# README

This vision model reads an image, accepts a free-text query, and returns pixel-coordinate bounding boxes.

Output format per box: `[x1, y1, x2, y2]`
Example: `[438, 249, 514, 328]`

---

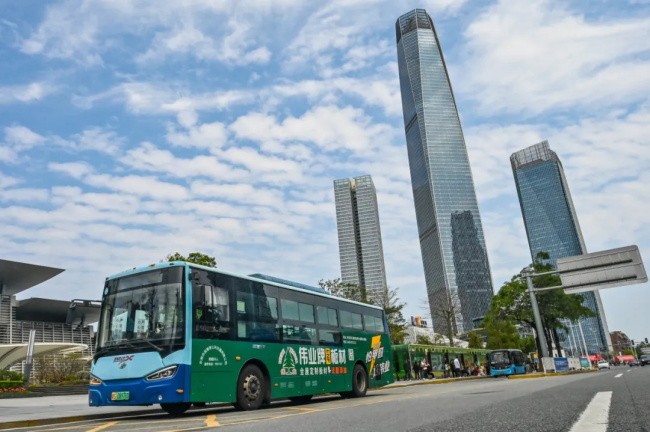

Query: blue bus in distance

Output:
[487, 349, 526, 376]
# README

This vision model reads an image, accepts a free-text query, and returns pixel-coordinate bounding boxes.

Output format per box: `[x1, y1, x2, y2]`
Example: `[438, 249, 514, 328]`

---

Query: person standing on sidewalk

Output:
[403, 358, 411, 380]
[420, 358, 429, 380]
[453, 357, 462, 378]
[413, 360, 420, 380]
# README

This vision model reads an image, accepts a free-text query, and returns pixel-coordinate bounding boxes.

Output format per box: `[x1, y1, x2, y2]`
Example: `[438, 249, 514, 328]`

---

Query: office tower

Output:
[511, 140, 612, 354]
[395, 9, 494, 334]
[333, 175, 388, 298]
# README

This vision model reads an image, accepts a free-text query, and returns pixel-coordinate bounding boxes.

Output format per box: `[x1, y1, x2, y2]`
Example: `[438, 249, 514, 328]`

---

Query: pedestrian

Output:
[420, 358, 429, 380]
[403, 358, 411, 380]
[413, 361, 420, 380]
[453, 357, 461, 378]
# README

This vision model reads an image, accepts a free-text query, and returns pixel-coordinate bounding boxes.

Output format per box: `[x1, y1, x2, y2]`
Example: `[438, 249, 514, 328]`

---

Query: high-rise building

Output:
[333, 175, 388, 298]
[510, 140, 612, 354]
[395, 9, 494, 334]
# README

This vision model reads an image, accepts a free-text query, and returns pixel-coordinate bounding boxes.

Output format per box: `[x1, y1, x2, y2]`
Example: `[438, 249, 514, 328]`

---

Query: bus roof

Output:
[106, 261, 384, 311]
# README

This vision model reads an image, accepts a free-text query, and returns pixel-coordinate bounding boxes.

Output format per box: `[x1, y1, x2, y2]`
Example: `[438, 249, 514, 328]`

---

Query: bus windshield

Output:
[96, 266, 185, 356]
[489, 351, 510, 365]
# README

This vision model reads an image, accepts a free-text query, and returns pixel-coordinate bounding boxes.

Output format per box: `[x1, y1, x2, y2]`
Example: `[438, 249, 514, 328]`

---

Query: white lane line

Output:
[569, 391, 612, 432]
[614, 373, 623, 378]
[627, 369, 632, 372]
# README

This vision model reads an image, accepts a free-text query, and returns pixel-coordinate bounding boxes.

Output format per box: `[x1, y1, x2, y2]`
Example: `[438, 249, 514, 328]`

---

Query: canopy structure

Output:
[16, 298, 101, 326]
[0, 343, 88, 370]
[585, 355, 603, 361]
[615, 355, 636, 362]
[0, 259, 64, 297]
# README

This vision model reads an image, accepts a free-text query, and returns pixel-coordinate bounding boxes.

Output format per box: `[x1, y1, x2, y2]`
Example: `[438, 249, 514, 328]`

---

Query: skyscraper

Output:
[510, 140, 612, 354]
[333, 175, 387, 298]
[396, 9, 494, 334]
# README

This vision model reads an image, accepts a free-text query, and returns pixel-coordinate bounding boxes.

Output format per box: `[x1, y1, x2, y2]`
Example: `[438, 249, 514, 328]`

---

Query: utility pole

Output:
[525, 270, 549, 361]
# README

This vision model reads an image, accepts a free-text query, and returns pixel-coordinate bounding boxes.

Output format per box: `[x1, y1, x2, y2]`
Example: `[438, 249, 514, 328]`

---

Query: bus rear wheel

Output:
[234, 364, 266, 411]
[341, 364, 368, 398]
[289, 395, 313, 405]
[160, 402, 191, 416]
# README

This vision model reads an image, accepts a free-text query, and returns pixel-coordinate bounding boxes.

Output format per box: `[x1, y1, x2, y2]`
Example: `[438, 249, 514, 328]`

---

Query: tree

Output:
[429, 291, 460, 347]
[468, 330, 483, 349]
[485, 252, 596, 356]
[373, 286, 408, 345]
[166, 252, 217, 268]
[416, 334, 433, 345]
[485, 319, 522, 350]
[319, 279, 370, 304]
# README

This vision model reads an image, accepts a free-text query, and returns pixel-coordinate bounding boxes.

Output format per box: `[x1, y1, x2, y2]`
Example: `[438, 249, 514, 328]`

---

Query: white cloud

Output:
[0, 82, 57, 104]
[5, 125, 45, 147]
[49, 161, 95, 179]
[456, 0, 650, 116]
[166, 121, 228, 150]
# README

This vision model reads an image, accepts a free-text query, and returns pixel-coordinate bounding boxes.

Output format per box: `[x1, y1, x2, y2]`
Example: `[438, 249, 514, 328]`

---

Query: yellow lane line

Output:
[282, 406, 322, 412]
[205, 414, 221, 427]
[85, 421, 119, 432]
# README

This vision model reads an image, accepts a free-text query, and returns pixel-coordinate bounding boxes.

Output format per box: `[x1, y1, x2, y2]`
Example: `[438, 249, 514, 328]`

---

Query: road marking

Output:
[569, 391, 612, 432]
[615, 373, 623, 378]
[627, 369, 632, 372]
[283, 406, 322, 412]
[205, 414, 220, 427]
[85, 421, 119, 432]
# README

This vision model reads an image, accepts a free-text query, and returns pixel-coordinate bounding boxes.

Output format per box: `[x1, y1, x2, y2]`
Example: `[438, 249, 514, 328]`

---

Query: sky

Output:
[1, 0, 649, 343]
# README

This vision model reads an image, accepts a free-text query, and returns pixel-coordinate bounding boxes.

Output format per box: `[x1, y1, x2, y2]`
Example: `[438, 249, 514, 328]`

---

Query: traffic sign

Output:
[557, 245, 647, 294]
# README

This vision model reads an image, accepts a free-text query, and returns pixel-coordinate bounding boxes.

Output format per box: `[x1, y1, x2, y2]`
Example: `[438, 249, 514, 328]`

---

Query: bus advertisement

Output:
[88, 262, 394, 415]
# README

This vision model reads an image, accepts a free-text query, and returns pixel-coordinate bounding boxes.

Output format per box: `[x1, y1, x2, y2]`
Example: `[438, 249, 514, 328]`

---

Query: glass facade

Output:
[511, 140, 612, 355]
[334, 175, 388, 299]
[396, 9, 493, 334]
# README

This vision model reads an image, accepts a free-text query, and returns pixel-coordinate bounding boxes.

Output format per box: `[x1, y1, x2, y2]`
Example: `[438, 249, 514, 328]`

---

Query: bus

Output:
[487, 349, 527, 376]
[88, 262, 394, 415]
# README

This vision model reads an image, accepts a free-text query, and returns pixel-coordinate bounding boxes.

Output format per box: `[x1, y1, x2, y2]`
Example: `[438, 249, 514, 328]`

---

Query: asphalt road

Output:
[14, 367, 650, 432]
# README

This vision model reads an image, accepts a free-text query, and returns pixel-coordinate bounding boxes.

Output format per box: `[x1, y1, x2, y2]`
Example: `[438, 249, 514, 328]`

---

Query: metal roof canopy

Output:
[16, 298, 101, 325]
[0, 259, 64, 297]
[557, 245, 647, 294]
[0, 343, 87, 370]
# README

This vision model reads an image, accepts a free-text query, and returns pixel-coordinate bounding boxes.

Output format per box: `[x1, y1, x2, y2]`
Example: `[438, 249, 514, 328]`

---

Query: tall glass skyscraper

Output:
[333, 175, 388, 298]
[511, 140, 612, 354]
[395, 9, 493, 334]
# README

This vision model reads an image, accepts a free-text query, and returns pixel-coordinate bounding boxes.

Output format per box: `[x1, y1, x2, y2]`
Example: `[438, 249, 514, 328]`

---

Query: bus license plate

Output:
[111, 391, 130, 401]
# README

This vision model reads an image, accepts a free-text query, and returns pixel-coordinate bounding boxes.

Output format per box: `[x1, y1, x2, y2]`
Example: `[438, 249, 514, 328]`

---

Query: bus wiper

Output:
[132, 339, 163, 352]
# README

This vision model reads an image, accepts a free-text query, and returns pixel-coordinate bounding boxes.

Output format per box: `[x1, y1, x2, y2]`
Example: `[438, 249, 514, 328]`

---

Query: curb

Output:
[508, 369, 597, 379]
[372, 375, 491, 390]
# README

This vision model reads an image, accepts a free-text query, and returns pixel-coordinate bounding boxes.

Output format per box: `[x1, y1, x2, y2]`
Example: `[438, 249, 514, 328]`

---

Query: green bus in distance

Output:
[89, 262, 394, 415]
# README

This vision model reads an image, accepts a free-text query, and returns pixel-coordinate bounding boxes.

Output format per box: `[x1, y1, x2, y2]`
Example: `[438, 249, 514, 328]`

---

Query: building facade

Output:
[510, 140, 612, 355]
[395, 9, 494, 334]
[0, 259, 98, 374]
[333, 175, 388, 298]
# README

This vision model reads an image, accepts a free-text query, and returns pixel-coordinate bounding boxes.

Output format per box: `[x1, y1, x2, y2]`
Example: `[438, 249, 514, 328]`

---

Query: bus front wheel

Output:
[160, 402, 191, 416]
[234, 364, 266, 411]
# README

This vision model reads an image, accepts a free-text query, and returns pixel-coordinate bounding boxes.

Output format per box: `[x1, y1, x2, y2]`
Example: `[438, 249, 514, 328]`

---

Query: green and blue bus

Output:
[89, 262, 394, 415]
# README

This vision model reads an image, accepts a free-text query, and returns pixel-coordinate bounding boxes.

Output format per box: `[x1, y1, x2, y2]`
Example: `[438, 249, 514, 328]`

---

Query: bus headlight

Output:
[90, 375, 102, 385]
[145, 365, 178, 381]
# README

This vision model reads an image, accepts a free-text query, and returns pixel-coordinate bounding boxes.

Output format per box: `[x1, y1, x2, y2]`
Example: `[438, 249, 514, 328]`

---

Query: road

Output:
[12, 367, 650, 432]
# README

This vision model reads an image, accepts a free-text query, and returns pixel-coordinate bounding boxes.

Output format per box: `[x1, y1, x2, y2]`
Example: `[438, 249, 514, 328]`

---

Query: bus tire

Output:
[349, 363, 368, 398]
[289, 395, 313, 405]
[234, 364, 266, 411]
[160, 402, 191, 416]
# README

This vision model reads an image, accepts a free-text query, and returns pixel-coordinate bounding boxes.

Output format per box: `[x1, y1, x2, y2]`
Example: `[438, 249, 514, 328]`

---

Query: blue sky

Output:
[1, 0, 650, 344]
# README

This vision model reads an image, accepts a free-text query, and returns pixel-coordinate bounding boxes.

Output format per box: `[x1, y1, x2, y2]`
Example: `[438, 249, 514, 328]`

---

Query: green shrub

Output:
[0, 371, 24, 382]
[0, 381, 24, 390]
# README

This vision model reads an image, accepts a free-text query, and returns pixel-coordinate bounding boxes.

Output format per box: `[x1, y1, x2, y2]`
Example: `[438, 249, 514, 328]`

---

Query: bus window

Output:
[235, 280, 280, 342]
[282, 324, 317, 345]
[317, 306, 338, 327]
[364, 315, 384, 333]
[340, 310, 363, 329]
[193, 283, 232, 340]
[318, 329, 342, 346]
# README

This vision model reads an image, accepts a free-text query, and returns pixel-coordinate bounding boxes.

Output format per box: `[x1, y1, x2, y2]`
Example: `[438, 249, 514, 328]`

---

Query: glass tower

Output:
[334, 175, 388, 298]
[511, 140, 612, 355]
[396, 9, 494, 334]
